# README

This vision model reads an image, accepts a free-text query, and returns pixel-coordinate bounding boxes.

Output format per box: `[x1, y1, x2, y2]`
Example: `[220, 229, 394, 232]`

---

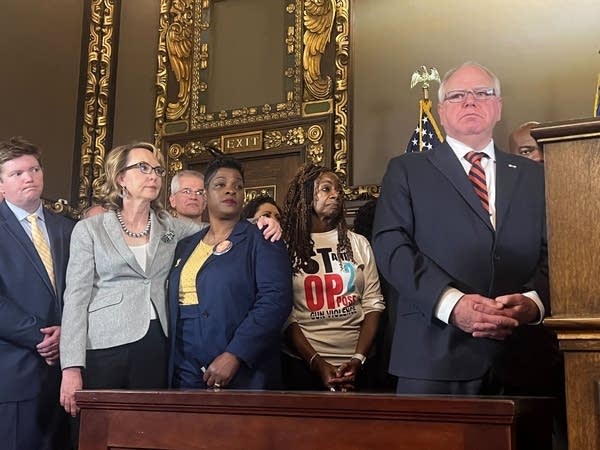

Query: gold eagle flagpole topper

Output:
[405, 65, 445, 152]
[410, 65, 441, 100]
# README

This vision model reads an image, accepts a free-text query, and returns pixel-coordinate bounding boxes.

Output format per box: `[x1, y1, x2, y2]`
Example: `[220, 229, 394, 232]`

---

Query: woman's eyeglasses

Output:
[122, 162, 166, 177]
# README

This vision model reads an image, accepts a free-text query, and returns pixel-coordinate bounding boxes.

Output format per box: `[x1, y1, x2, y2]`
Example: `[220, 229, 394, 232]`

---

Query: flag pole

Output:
[406, 66, 444, 153]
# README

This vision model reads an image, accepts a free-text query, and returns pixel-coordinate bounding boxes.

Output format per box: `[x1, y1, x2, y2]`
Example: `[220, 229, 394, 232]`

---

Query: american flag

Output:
[406, 98, 444, 153]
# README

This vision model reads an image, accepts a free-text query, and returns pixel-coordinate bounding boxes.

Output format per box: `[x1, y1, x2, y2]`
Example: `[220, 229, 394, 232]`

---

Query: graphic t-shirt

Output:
[286, 229, 384, 365]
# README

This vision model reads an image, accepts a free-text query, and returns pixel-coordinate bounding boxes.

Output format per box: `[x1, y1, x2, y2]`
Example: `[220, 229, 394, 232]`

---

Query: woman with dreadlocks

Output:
[281, 164, 384, 391]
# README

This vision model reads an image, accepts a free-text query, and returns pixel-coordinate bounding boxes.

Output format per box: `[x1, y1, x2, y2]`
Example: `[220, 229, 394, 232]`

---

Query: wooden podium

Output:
[533, 117, 600, 450]
[75, 390, 551, 450]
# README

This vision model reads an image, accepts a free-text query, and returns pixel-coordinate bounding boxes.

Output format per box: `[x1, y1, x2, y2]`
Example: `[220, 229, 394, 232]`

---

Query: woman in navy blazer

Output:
[167, 157, 292, 390]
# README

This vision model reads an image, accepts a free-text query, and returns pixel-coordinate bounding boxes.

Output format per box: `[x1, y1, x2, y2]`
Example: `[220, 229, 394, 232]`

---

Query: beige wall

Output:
[353, 0, 600, 186]
[0, 0, 83, 200]
[112, 0, 161, 146]
[3, 0, 600, 200]
[0, 1, 160, 202]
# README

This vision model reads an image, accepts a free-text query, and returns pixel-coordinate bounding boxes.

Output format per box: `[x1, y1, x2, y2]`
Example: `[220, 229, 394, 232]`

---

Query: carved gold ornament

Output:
[303, 0, 336, 100]
[332, 0, 350, 184]
[165, 0, 193, 120]
[156, 0, 356, 194]
[78, 0, 116, 210]
[244, 185, 277, 204]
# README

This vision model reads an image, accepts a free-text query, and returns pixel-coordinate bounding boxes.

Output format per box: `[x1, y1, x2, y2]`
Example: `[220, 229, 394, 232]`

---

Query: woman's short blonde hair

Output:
[99, 142, 166, 213]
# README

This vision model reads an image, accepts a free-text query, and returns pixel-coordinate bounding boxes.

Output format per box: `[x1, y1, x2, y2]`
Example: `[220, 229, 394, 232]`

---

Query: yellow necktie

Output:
[27, 214, 56, 291]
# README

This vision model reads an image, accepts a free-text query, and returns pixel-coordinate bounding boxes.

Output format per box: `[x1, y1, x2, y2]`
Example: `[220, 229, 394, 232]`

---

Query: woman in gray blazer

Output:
[59, 142, 199, 416]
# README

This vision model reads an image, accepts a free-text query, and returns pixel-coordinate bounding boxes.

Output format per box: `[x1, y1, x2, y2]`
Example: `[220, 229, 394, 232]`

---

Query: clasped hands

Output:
[312, 356, 361, 392]
[450, 293, 539, 340]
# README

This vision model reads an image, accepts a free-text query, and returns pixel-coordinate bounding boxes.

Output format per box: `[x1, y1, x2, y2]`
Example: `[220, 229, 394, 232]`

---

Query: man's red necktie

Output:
[465, 151, 489, 212]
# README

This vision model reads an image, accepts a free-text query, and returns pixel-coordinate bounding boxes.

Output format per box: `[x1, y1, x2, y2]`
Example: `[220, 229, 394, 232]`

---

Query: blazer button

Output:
[201, 311, 209, 318]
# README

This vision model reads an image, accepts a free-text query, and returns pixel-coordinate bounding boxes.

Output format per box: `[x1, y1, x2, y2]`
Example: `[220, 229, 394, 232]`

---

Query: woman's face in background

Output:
[312, 171, 342, 222]
[253, 202, 281, 222]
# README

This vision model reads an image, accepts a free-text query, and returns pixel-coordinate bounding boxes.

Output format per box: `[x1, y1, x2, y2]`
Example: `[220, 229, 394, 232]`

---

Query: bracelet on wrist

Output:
[308, 352, 319, 368]
[351, 353, 366, 366]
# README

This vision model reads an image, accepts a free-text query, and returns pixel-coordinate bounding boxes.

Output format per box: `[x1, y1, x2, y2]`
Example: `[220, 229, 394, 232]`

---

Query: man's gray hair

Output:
[438, 61, 501, 103]
[170, 169, 204, 194]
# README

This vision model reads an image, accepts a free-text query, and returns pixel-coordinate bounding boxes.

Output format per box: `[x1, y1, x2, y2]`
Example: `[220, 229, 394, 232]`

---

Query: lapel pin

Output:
[174, 258, 181, 267]
[508, 163, 517, 168]
[161, 231, 175, 242]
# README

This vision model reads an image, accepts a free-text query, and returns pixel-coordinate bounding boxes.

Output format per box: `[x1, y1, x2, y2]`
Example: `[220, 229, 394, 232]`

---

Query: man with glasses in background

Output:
[169, 169, 206, 224]
[373, 62, 559, 403]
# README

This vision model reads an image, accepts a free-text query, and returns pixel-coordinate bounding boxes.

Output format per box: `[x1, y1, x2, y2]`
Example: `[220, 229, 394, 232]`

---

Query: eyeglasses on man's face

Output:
[444, 88, 496, 103]
[122, 161, 166, 177]
[175, 188, 205, 197]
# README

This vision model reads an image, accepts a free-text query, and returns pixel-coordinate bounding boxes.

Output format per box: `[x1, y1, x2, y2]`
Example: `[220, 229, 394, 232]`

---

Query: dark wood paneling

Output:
[563, 349, 600, 450]
[76, 390, 552, 450]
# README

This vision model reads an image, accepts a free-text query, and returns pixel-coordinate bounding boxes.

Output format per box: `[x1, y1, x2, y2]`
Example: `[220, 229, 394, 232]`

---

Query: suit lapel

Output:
[145, 210, 163, 274]
[428, 143, 494, 231]
[0, 202, 56, 295]
[495, 150, 521, 234]
[103, 211, 146, 276]
[170, 228, 207, 295]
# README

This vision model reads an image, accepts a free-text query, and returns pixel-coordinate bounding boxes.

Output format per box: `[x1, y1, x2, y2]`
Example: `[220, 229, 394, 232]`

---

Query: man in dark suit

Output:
[372, 62, 557, 396]
[0, 137, 74, 449]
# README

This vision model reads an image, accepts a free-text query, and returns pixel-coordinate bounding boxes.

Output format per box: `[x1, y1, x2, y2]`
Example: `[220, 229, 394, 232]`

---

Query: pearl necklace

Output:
[116, 210, 151, 238]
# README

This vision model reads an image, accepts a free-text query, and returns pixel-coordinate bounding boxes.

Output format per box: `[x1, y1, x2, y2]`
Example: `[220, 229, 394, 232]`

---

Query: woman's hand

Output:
[311, 356, 343, 391]
[331, 358, 362, 391]
[60, 367, 83, 417]
[256, 216, 282, 242]
[203, 352, 241, 388]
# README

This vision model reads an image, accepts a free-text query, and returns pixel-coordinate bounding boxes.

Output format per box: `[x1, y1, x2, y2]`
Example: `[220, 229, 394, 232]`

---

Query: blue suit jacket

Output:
[0, 201, 74, 402]
[167, 220, 292, 389]
[373, 142, 556, 384]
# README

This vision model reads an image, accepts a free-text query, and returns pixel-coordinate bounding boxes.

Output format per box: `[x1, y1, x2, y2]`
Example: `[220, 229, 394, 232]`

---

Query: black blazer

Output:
[372, 142, 555, 384]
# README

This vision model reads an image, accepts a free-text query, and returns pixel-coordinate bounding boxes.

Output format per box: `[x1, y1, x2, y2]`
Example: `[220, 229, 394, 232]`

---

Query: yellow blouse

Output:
[178, 240, 212, 305]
